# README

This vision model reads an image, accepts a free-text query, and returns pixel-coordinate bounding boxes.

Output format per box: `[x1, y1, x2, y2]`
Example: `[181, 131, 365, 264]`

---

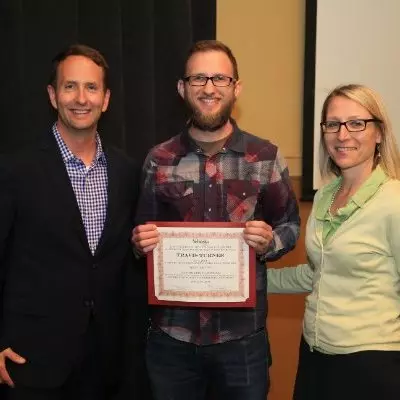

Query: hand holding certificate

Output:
[147, 222, 256, 307]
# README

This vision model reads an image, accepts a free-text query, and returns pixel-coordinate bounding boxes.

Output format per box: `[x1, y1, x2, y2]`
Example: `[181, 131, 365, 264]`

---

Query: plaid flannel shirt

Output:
[136, 120, 300, 345]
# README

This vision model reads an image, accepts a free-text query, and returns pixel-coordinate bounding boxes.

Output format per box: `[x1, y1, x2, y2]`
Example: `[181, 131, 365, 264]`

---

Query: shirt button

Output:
[208, 208, 212, 212]
[84, 299, 94, 308]
[209, 184, 212, 188]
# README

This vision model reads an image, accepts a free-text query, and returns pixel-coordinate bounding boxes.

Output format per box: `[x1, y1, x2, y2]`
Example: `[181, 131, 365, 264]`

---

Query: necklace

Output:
[328, 183, 342, 216]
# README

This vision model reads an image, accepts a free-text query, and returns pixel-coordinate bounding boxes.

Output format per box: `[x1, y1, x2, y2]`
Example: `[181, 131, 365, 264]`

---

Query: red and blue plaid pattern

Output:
[136, 120, 300, 344]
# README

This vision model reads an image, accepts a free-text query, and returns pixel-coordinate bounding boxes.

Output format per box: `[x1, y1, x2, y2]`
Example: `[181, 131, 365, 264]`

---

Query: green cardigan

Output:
[268, 166, 400, 354]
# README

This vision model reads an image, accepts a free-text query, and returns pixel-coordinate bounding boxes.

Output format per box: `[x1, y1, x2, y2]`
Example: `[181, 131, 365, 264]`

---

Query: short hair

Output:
[319, 83, 400, 180]
[49, 44, 109, 90]
[183, 40, 239, 80]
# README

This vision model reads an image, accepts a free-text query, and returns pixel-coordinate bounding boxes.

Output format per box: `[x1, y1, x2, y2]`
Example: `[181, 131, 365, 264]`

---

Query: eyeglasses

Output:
[320, 118, 382, 134]
[183, 75, 236, 87]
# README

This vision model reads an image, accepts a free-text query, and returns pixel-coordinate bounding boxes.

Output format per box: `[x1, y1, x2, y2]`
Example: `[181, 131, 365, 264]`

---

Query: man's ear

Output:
[47, 85, 58, 110]
[177, 79, 185, 99]
[234, 79, 242, 98]
[102, 89, 111, 112]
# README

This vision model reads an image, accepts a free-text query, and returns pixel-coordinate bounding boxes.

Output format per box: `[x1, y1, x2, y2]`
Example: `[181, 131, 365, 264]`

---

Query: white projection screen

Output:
[301, 0, 400, 200]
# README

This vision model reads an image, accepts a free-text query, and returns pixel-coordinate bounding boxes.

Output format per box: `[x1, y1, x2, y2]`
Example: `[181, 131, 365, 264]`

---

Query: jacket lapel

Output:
[39, 133, 90, 254]
[95, 148, 121, 255]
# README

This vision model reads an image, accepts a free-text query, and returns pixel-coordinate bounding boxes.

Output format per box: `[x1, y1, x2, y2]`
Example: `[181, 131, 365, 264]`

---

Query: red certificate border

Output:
[146, 222, 256, 308]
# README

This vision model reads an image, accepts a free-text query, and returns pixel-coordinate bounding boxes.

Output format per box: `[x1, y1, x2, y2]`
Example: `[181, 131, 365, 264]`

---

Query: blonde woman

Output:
[268, 84, 400, 400]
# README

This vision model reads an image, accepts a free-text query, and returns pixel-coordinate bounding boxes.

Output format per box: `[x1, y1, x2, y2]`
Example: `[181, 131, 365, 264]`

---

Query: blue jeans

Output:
[146, 327, 269, 400]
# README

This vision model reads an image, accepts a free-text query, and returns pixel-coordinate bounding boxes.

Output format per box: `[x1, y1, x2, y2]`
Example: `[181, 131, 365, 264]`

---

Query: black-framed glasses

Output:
[320, 118, 382, 134]
[183, 74, 236, 87]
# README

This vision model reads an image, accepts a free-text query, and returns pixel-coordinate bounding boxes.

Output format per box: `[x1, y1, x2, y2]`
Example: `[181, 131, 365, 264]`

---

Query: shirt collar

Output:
[52, 122, 105, 164]
[351, 165, 388, 207]
[315, 165, 388, 220]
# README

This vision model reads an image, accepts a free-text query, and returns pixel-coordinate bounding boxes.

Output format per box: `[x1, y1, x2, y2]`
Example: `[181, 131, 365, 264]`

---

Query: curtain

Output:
[0, 0, 216, 165]
[0, 1, 216, 398]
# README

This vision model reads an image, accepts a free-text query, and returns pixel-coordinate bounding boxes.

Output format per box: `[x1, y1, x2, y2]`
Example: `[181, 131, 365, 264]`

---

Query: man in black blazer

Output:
[0, 44, 148, 399]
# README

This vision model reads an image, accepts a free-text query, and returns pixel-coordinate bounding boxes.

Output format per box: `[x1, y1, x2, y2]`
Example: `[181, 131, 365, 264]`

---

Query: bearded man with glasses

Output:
[132, 39, 300, 400]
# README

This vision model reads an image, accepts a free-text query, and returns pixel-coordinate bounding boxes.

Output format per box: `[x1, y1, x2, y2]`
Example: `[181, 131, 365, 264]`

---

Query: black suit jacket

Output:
[0, 131, 148, 391]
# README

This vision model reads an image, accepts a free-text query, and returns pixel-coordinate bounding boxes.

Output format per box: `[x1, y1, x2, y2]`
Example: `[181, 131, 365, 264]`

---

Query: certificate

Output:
[147, 222, 256, 308]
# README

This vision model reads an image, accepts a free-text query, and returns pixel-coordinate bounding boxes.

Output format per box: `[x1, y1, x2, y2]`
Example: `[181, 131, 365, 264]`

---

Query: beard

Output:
[185, 95, 235, 132]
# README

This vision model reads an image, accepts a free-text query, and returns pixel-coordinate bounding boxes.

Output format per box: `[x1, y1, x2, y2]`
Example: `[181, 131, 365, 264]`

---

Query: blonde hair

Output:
[319, 84, 400, 180]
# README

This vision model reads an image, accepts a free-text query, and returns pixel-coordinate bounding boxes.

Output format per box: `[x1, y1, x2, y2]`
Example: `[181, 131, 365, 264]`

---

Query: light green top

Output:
[267, 165, 400, 355]
[315, 166, 388, 243]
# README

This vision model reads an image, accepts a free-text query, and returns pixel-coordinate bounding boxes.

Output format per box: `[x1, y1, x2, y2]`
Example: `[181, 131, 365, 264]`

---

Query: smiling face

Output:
[177, 50, 241, 132]
[323, 95, 381, 176]
[47, 55, 110, 137]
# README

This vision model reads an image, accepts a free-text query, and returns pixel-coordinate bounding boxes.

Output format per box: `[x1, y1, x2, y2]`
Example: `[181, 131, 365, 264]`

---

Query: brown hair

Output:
[183, 40, 239, 80]
[49, 44, 109, 90]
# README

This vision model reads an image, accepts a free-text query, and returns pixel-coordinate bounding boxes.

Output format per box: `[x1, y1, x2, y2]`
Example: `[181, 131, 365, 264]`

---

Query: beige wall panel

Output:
[217, 0, 305, 176]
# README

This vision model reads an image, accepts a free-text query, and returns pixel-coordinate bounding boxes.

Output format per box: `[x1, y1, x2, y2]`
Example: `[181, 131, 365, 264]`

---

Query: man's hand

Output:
[243, 220, 273, 255]
[0, 348, 26, 386]
[131, 224, 160, 255]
